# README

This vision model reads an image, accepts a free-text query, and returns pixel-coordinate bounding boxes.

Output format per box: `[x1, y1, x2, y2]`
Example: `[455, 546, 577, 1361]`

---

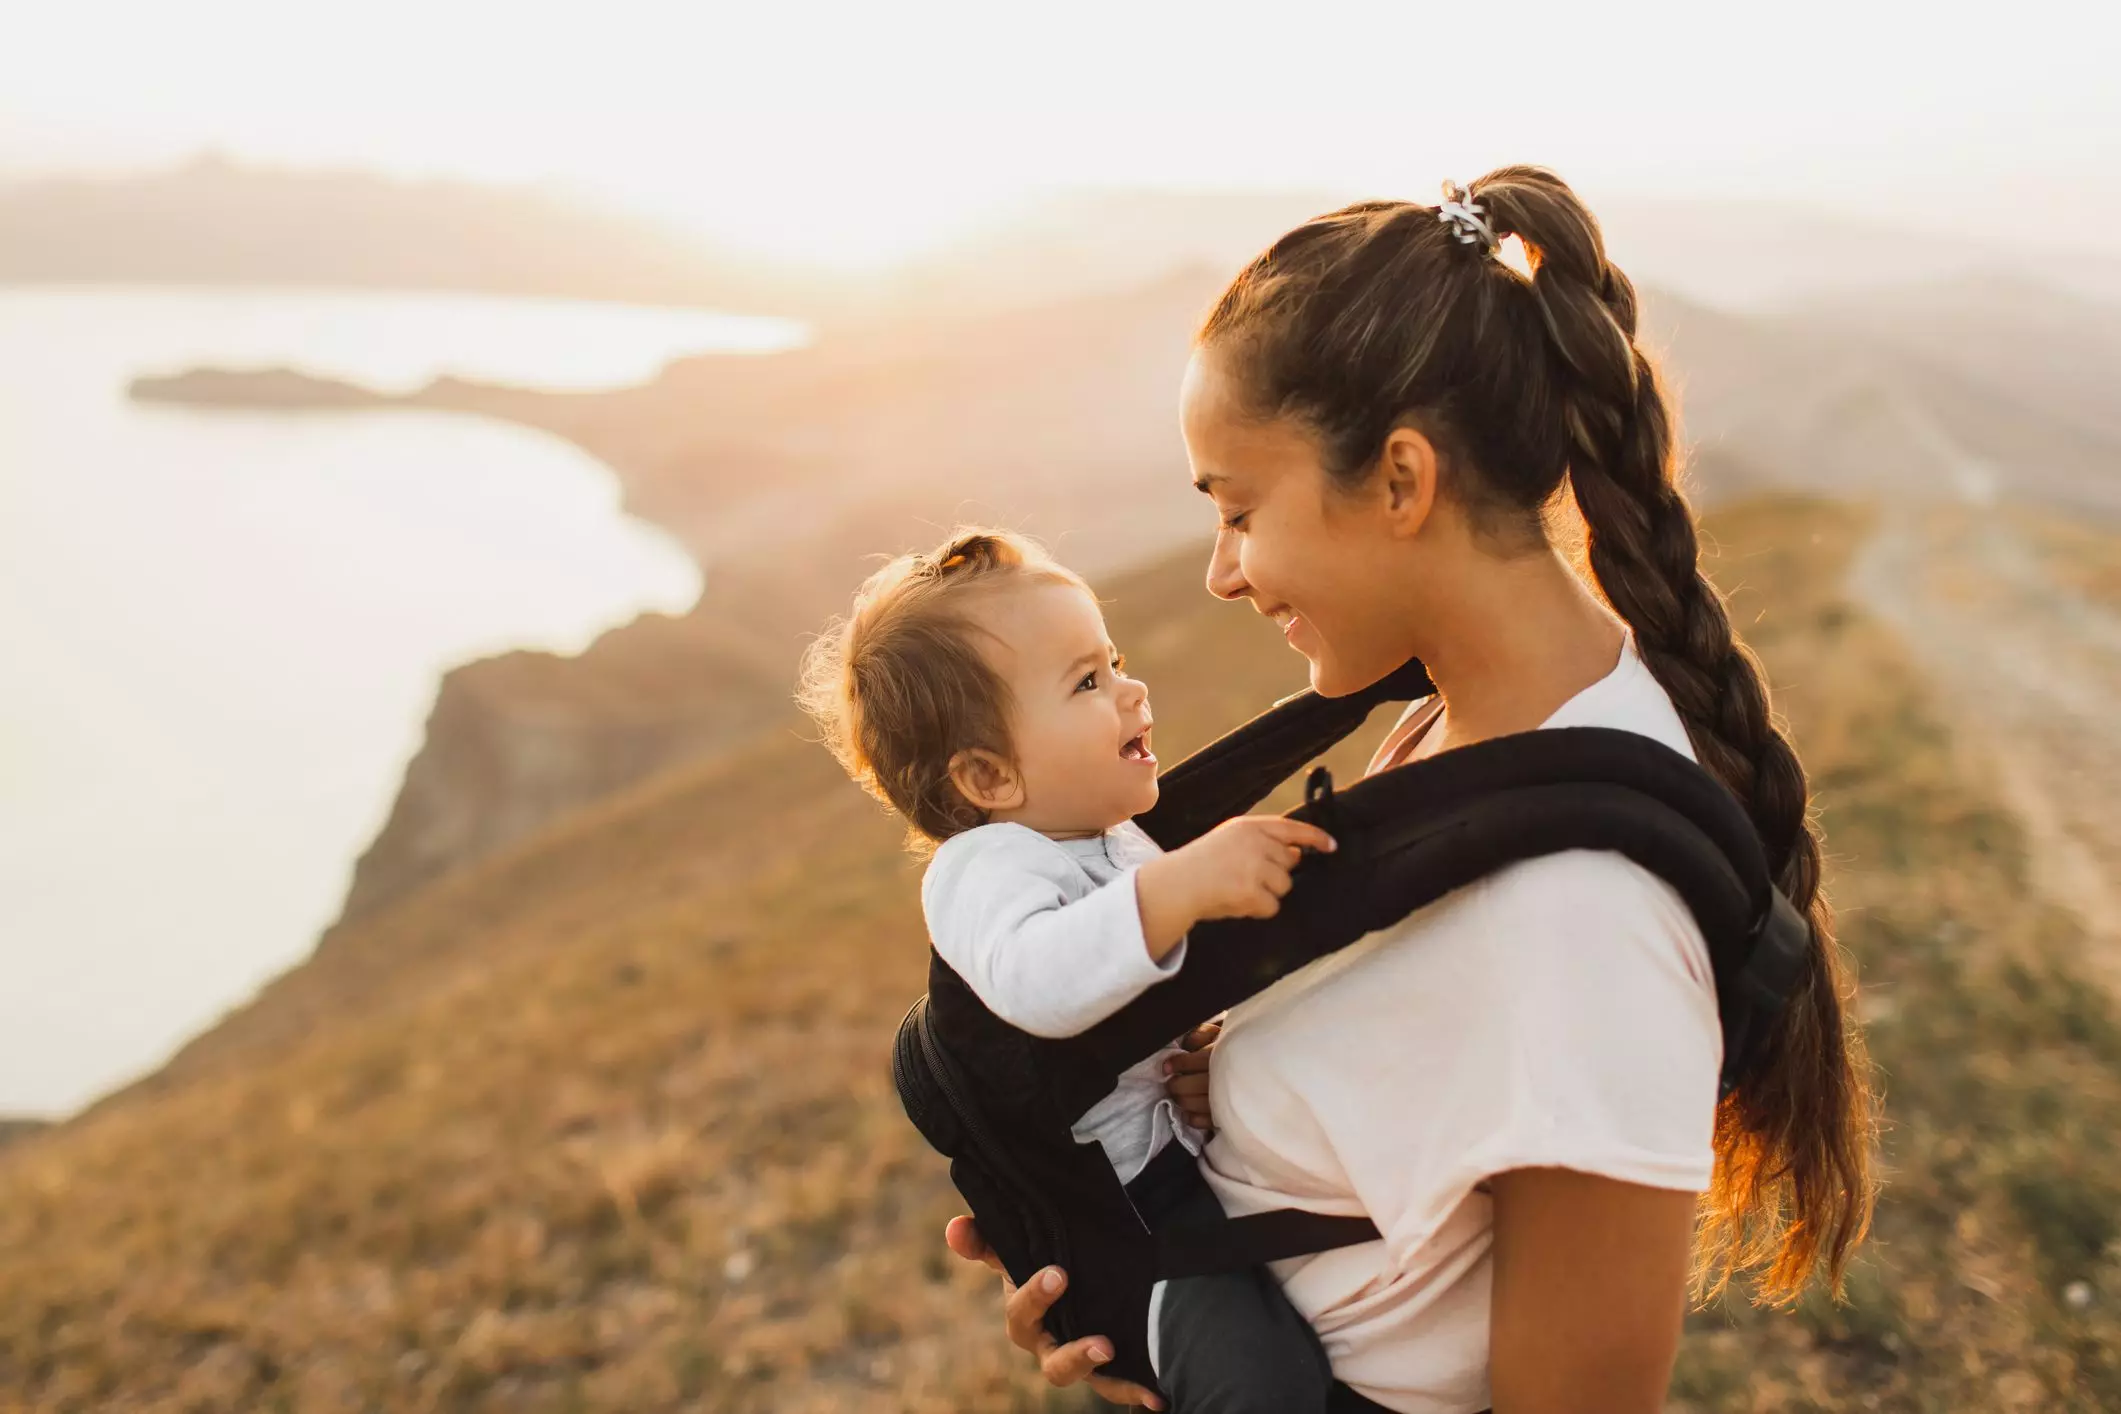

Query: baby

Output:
[799, 528, 1337, 1412]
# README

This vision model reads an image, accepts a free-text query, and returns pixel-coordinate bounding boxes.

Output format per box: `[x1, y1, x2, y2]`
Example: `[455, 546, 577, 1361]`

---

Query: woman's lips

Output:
[1279, 613, 1304, 643]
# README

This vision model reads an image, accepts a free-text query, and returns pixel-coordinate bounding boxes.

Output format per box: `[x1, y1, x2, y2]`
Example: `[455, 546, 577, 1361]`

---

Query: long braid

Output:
[1475, 166, 1875, 1299]
[1199, 166, 1878, 1300]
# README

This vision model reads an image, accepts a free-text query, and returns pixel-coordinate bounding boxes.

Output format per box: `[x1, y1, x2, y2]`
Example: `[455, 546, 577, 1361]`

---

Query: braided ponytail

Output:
[1200, 166, 1877, 1301]
[1472, 166, 1876, 1300]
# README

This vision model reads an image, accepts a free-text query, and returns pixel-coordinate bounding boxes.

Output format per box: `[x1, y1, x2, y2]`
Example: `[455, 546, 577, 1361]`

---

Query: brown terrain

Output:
[6, 190, 2121, 1409]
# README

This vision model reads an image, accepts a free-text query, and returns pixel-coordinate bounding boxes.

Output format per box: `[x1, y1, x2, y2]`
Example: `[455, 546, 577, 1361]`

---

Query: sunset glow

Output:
[8, 0, 2117, 267]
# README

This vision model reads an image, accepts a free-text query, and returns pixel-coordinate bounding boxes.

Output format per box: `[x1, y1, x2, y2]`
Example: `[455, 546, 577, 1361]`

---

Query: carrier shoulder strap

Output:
[1134, 656, 1434, 851]
[1053, 663, 1810, 1114]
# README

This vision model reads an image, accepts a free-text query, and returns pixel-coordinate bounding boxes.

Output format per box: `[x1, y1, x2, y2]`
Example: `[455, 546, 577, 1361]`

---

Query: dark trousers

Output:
[1152, 1183, 1334, 1414]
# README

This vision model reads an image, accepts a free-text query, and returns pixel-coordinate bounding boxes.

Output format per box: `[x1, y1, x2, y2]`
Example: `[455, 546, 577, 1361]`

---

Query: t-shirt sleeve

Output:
[921, 827, 1184, 1039]
[1453, 851, 1722, 1192]
[1328, 851, 1724, 1265]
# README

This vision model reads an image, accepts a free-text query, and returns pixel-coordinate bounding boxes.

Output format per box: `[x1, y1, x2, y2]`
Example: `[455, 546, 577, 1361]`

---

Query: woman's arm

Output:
[1487, 1167, 1695, 1413]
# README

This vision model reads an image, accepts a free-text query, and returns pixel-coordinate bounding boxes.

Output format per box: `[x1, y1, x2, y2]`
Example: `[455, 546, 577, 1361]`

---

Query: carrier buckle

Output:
[1303, 765, 1340, 848]
[1718, 889, 1813, 1096]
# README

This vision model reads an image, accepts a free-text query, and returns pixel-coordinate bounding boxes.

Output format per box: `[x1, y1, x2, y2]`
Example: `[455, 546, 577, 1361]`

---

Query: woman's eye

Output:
[1220, 511, 1250, 532]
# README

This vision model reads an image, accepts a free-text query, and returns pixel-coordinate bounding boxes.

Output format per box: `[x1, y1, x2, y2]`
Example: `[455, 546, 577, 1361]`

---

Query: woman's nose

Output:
[1205, 534, 1247, 601]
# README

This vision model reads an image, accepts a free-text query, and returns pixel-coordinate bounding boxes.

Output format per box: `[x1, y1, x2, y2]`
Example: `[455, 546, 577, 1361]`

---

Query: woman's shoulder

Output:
[1470, 850, 1713, 990]
[1541, 633, 1696, 760]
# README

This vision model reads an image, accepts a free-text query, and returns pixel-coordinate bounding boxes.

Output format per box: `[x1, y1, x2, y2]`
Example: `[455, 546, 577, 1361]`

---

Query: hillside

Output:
[175, 266, 1244, 935]
[122, 260, 2121, 942]
[8, 497, 2121, 1410]
[0, 158, 834, 317]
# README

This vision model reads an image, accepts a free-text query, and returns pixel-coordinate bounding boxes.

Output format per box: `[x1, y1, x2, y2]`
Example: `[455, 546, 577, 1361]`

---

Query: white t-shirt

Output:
[922, 821, 1201, 1182]
[1201, 638, 1723, 1414]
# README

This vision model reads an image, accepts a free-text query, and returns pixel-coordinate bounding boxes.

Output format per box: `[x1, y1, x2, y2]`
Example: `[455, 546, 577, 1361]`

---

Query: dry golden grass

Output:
[3, 496, 2118, 1411]
[2006, 506, 2121, 611]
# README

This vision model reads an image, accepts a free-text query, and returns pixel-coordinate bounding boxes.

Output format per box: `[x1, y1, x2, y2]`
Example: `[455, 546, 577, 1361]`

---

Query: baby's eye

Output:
[1111, 652, 1127, 675]
[1075, 670, 1099, 693]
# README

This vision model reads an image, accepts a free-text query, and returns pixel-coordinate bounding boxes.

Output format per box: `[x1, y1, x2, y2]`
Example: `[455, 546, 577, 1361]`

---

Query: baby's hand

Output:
[1135, 816, 1336, 954]
[1178, 815, 1337, 919]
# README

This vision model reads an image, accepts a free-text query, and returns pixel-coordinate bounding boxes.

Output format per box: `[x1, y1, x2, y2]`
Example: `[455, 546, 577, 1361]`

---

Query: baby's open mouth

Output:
[1120, 728, 1155, 763]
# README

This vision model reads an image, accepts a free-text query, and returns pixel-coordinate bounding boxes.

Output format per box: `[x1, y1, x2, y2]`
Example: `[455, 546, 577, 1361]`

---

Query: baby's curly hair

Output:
[797, 528, 1087, 853]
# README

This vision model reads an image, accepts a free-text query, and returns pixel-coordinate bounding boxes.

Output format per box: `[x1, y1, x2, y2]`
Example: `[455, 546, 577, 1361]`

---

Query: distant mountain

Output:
[870, 186, 2121, 321]
[0, 156, 841, 317]
[124, 247, 2121, 932]
[19, 162, 2121, 330]
[1787, 271, 2121, 447]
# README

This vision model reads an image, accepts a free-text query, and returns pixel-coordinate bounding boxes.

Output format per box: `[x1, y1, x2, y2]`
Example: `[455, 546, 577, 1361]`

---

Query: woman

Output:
[945, 166, 1876, 1412]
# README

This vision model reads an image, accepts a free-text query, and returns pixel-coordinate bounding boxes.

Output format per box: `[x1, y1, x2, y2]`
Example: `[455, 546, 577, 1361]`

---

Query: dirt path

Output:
[1851, 499, 2121, 985]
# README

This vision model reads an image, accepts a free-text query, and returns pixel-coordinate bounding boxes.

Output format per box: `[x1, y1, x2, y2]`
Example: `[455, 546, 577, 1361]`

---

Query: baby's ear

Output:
[947, 748, 1025, 814]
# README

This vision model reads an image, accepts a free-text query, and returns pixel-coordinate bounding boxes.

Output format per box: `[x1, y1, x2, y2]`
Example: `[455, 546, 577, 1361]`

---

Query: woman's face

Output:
[1178, 348, 1431, 697]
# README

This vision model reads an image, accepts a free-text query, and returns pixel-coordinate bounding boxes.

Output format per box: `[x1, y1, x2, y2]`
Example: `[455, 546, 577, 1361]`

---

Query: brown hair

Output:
[797, 528, 1086, 853]
[1199, 166, 1876, 1302]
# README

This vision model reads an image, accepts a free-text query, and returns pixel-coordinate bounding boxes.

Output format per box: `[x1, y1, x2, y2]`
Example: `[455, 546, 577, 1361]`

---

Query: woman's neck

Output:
[1414, 548, 1625, 753]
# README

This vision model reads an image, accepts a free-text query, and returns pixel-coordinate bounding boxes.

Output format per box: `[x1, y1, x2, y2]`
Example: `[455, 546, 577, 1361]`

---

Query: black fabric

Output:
[1067, 725, 1787, 1109]
[1158, 1208, 1383, 1282]
[1154, 1181, 1334, 1414]
[891, 657, 1813, 1390]
[1134, 658, 1434, 852]
[1125, 1133, 1210, 1228]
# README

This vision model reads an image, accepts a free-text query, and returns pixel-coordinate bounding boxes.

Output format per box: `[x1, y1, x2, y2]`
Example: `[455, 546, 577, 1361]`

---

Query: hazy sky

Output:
[8, 0, 2117, 266]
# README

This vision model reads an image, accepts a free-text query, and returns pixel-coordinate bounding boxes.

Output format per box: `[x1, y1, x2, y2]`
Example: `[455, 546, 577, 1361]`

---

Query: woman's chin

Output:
[1305, 652, 1383, 700]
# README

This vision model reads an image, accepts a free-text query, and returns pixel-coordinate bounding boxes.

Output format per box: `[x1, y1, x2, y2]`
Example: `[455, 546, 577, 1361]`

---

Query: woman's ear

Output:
[947, 748, 1025, 814]
[1378, 427, 1440, 540]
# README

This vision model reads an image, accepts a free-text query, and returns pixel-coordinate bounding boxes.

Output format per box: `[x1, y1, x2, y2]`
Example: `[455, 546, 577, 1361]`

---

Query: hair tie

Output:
[1437, 181, 1499, 257]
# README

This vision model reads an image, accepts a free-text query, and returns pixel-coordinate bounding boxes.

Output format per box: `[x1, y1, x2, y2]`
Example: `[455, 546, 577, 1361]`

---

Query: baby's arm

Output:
[1134, 814, 1337, 956]
[924, 829, 1190, 1039]
[923, 818, 1335, 1040]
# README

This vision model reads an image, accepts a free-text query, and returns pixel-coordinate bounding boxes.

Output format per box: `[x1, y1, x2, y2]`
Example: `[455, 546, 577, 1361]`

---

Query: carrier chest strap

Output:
[1154, 1208, 1383, 1281]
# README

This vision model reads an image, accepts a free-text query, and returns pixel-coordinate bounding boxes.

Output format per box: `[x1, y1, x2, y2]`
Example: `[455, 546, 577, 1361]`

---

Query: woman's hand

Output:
[1163, 1019, 1221, 1135]
[943, 1216, 1165, 1410]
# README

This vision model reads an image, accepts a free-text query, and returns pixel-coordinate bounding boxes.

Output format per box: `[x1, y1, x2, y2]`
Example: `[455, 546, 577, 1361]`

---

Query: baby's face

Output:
[968, 580, 1159, 835]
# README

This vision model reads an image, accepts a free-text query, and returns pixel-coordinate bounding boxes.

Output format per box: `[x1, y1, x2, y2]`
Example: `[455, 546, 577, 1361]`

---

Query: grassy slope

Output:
[4, 497, 2120, 1411]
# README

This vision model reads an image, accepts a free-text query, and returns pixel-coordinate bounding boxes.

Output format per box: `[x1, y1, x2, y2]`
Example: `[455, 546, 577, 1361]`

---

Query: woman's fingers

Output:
[1165, 1046, 1212, 1077]
[1040, 1332, 1112, 1385]
[954, 1230, 1165, 1406]
[1005, 1266, 1074, 1355]
[945, 1215, 1006, 1275]
[1089, 1373, 1167, 1408]
[1164, 1069, 1210, 1101]
[1178, 1019, 1222, 1051]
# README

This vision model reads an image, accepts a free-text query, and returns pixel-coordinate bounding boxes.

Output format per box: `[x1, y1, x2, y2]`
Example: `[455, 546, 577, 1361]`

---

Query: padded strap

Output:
[1136, 657, 1433, 851]
[1155, 1208, 1383, 1281]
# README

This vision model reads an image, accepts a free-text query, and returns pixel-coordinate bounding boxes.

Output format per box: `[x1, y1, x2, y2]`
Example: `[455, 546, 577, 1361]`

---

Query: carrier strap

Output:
[1155, 1208, 1383, 1281]
[1136, 657, 1434, 852]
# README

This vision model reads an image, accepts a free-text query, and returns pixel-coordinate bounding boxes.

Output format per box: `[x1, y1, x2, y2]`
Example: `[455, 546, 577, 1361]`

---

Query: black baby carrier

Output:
[891, 659, 1810, 1391]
